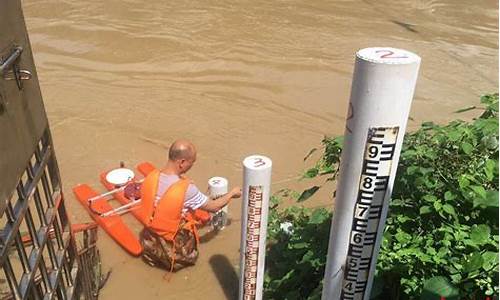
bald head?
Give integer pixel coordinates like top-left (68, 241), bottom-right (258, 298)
top-left (168, 139), bottom-right (196, 162)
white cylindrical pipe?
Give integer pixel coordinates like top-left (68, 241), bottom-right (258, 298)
top-left (208, 176), bottom-right (229, 198)
top-left (208, 176), bottom-right (229, 229)
top-left (321, 47), bottom-right (421, 300)
top-left (239, 155), bottom-right (272, 300)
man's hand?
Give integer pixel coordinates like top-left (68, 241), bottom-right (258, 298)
top-left (201, 186), bottom-right (242, 213)
top-left (230, 187), bottom-right (242, 198)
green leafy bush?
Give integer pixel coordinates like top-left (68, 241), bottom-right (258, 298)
top-left (265, 191), bottom-right (331, 300)
top-left (264, 94), bottom-right (499, 299)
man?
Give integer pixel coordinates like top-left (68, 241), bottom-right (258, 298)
top-left (139, 139), bottom-right (241, 271)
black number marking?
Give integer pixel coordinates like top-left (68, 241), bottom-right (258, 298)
top-left (362, 177), bottom-right (373, 189)
top-left (368, 146), bottom-right (378, 158)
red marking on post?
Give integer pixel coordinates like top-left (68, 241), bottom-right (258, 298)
top-left (375, 49), bottom-right (408, 59)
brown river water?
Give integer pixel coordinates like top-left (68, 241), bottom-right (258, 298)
top-left (22, 0), bottom-right (497, 299)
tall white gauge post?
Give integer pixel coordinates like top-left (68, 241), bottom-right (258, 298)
top-left (321, 47), bottom-right (421, 300)
top-left (239, 155), bottom-right (272, 300)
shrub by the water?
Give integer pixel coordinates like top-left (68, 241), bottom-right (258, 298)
top-left (264, 94), bottom-right (499, 300)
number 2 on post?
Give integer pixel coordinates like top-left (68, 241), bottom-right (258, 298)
top-left (375, 49), bottom-right (408, 59)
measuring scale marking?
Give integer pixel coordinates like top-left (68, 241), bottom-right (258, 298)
top-left (243, 185), bottom-right (264, 300)
top-left (341, 126), bottom-right (399, 300)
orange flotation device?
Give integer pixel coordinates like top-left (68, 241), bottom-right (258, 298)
top-left (140, 170), bottom-right (207, 242)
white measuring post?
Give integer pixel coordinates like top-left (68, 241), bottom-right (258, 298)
top-left (321, 47), bottom-right (421, 300)
top-left (208, 176), bottom-right (229, 229)
top-left (239, 155), bottom-right (272, 300)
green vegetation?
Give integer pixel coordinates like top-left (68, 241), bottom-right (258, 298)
top-left (264, 94), bottom-right (499, 299)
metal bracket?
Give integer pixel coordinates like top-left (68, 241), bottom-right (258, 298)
top-left (3, 69), bottom-right (32, 81)
top-left (1, 46), bottom-right (31, 90)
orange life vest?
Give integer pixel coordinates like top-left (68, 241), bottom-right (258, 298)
top-left (140, 170), bottom-right (192, 241)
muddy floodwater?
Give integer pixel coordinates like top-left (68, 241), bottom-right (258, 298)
top-left (22, 0), bottom-right (497, 299)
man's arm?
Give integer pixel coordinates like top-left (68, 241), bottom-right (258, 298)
top-left (200, 187), bottom-right (242, 212)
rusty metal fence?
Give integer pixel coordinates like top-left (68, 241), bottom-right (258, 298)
top-left (0, 129), bottom-right (76, 299)
top-left (1, 0), bottom-right (102, 299)
top-left (73, 223), bottom-right (103, 300)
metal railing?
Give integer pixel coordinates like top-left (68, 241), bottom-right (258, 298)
top-left (73, 222), bottom-right (105, 300)
top-left (1, 1), bottom-right (104, 299)
top-left (1, 129), bottom-right (78, 299)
